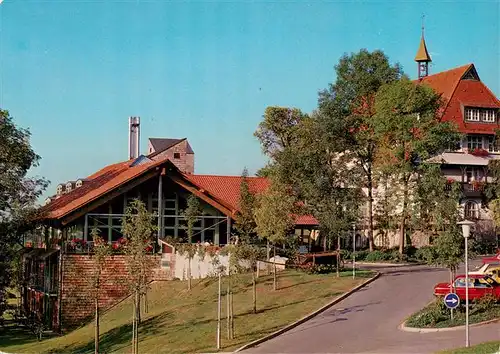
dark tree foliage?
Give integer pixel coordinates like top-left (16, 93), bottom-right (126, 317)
top-left (317, 49), bottom-right (403, 251)
top-left (0, 110), bottom-right (47, 315)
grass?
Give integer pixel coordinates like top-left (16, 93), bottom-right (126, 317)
top-left (0, 269), bottom-right (373, 354)
top-left (406, 297), bottom-right (500, 329)
top-left (438, 341), bottom-right (500, 354)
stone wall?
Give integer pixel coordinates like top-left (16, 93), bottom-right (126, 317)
top-left (60, 254), bottom-right (171, 330)
top-left (151, 140), bottom-right (194, 174)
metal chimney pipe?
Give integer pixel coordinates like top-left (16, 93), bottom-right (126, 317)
top-left (128, 116), bottom-right (140, 160)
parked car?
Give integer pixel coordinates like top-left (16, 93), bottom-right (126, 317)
top-left (434, 274), bottom-right (500, 301)
top-left (469, 262), bottom-right (500, 281)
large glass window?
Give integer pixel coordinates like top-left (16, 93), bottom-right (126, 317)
top-left (488, 136), bottom-right (500, 153)
top-left (467, 135), bottom-right (483, 150)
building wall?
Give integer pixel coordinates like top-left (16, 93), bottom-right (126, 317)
top-left (151, 140), bottom-right (194, 174)
top-left (60, 254), bottom-right (171, 330)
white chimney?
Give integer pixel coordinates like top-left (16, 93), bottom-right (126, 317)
top-left (128, 116), bottom-right (140, 160)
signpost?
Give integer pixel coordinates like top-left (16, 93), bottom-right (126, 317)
top-left (444, 293), bottom-right (460, 309)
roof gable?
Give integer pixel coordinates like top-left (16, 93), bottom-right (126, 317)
top-left (418, 63), bottom-right (500, 134)
top-left (149, 138), bottom-right (185, 153)
top-left (41, 158), bottom-right (171, 220)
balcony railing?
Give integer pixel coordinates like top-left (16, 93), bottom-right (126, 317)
top-left (445, 181), bottom-right (485, 195)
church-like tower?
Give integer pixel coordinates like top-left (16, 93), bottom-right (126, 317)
top-left (415, 25), bottom-right (432, 79)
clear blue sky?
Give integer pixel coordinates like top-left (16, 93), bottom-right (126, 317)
top-left (1, 0), bottom-right (499, 198)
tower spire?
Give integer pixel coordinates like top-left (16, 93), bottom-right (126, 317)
top-left (415, 14), bottom-right (432, 79)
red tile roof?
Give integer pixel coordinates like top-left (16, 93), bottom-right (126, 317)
top-left (182, 174), bottom-right (270, 212)
top-left (182, 174), bottom-right (318, 226)
top-left (41, 158), bottom-right (169, 220)
top-left (418, 63), bottom-right (500, 134)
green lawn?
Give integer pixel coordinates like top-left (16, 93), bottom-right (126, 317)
top-left (438, 341), bottom-right (500, 354)
top-left (0, 270), bottom-right (373, 354)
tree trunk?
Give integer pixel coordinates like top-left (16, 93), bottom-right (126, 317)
top-left (230, 291), bottom-right (234, 339)
top-left (252, 268), bottom-right (257, 314)
top-left (188, 257), bottom-right (192, 291)
top-left (132, 292), bottom-right (136, 354)
top-left (273, 246), bottom-right (277, 291)
top-left (95, 295), bottom-right (99, 354)
top-left (144, 288), bottom-right (148, 314)
top-left (367, 171), bottom-right (375, 252)
top-left (226, 284), bottom-right (230, 340)
top-left (336, 236), bottom-right (340, 278)
top-left (135, 290), bottom-right (139, 354)
top-left (398, 176), bottom-right (409, 255)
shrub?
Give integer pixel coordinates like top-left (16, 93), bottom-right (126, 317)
top-left (352, 250), bottom-right (369, 261)
top-left (472, 294), bottom-right (497, 315)
top-left (365, 250), bottom-right (390, 262)
top-left (415, 246), bottom-right (437, 263)
top-left (303, 264), bottom-right (336, 274)
top-left (406, 299), bottom-right (449, 327)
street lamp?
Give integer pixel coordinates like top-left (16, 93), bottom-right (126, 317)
top-left (352, 223), bottom-right (356, 279)
top-left (457, 219), bottom-right (475, 348)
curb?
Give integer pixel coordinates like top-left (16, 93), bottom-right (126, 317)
top-left (399, 317), bottom-right (500, 333)
top-left (233, 272), bottom-right (381, 352)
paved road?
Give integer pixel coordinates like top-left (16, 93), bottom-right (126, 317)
top-left (246, 263), bottom-right (500, 354)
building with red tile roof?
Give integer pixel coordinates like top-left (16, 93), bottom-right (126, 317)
top-left (412, 35), bottom-right (499, 240)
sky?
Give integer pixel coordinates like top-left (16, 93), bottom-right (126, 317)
top-left (0, 0), bottom-right (499, 199)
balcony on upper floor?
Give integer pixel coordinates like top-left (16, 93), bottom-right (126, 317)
top-left (445, 180), bottom-right (486, 197)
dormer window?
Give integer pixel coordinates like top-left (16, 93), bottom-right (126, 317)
top-left (56, 185), bottom-right (63, 195)
top-left (75, 180), bottom-right (83, 188)
top-left (465, 108), bottom-right (480, 121)
top-left (465, 107), bottom-right (497, 123)
top-left (66, 183), bottom-right (72, 193)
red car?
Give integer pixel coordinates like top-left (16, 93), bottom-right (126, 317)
top-left (434, 274), bottom-right (500, 301)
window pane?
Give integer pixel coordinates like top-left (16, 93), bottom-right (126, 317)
top-left (204, 229), bottom-right (215, 244)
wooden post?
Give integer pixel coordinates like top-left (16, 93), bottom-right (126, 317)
top-left (157, 173), bottom-right (164, 243)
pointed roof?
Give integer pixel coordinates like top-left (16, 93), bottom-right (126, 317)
top-left (417, 63), bottom-right (500, 134)
top-left (415, 36), bottom-right (432, 62)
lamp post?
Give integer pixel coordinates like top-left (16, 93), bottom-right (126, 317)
top-left (458, 219), bottom-right (474, 348)
top-left (352, 223), bottom-right (356, 279)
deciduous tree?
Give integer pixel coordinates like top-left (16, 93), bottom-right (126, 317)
top-left (317, 49), bottom-right (403, 251)
top-left (373, 78), bottom-right (460, 254)
top-left (254, 179), bottom-right (295, 291)
top-left (88, 228), bottom-right (111, 354)
top-left (122, 199), bottom-right (156, 354)
top-left (182, 195), bottom-right (202, 291)
top-left (0, 109), bottom-right (47, 317)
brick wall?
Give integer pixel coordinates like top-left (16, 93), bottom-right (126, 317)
top-left (61, 254), bottom-right (172, 329)
top-left (151, 140), bottom-right (194, 174)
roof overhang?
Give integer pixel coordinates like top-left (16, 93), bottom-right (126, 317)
top-left (168, 174), bottom-right (236, 218)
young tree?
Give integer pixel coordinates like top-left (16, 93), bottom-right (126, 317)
top-left (254, 179), bottom-right (295, 291)
top-left (234, 168), bottom-right (257, 243)
top-left (0, 110), bottom-right (47, 317)
top-left (373, 77), bottom-right (460, 254)
top-left (182, 195), bottom-right (202, 291)
top-left (88, 228), bottom-right (111, 354)
top-left (122, 200), bottom-right (156, 354)
top-left (318, 49), bottom-right (403, 251)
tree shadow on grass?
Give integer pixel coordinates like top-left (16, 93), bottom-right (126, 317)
top-left (0, 326), bottom-right (41, 348)
top-left (50, 309), bottom-right (217, 354)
